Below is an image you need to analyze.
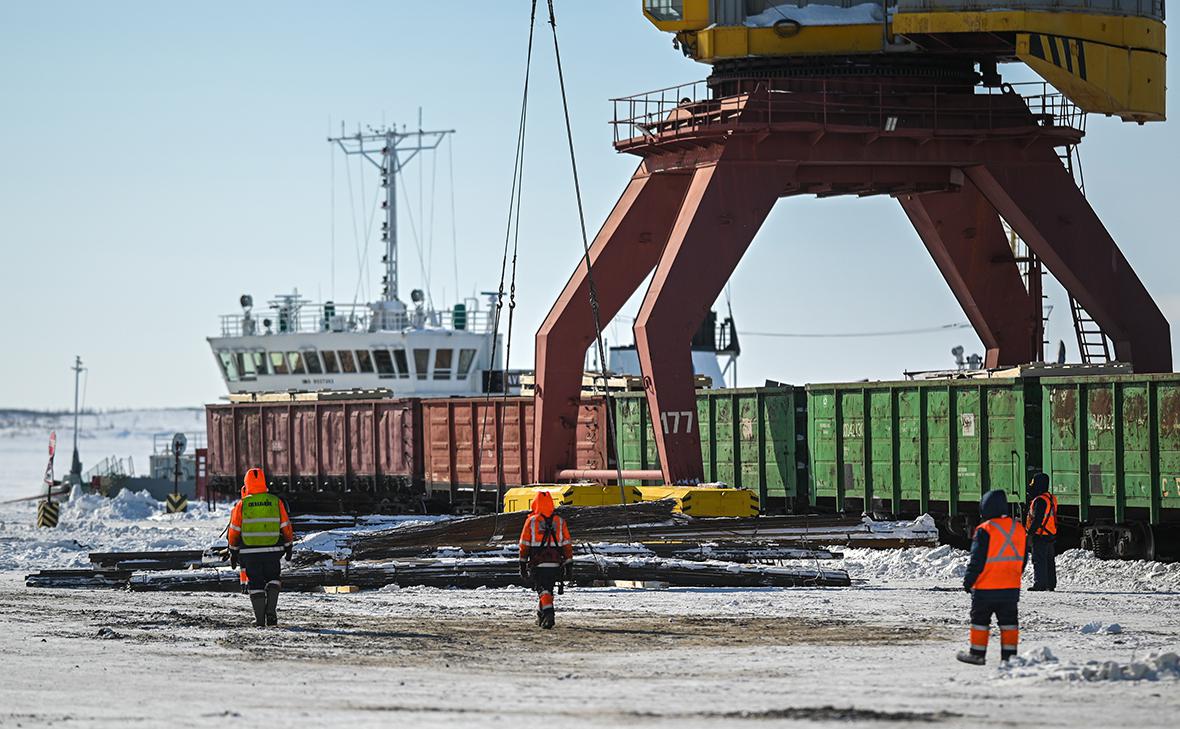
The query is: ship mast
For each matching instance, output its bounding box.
[329,121,454,309]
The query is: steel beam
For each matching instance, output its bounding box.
[900,181,1038,367]
[967,158,1172,372]
[532,166,692,482]
[634,159,794,484]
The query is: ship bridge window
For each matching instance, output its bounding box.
[304,351,323,375]
[413,348,430,380]
[286,352,307,375]
[458,348,477,379]
[433,349,453,380]
[248,351,268,376]
[322,350,339,374]
[373,349,396,378]
[337,350,356,373]
[217,352,240,382]
[392,348,409,379]
[355,349,374,373]
[269,351,289,375]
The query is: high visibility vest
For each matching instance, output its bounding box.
[1026,492,1057,537]
[520,514,570,566]
[240,493,283,549]
[973,517,1027,590]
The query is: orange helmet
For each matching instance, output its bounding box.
[243,467,268,495]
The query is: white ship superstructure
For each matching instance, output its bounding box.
[209,122,502,397]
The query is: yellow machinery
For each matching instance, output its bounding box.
[642,0,1165,122]
[502,484,643,513]
[638,485,760,518]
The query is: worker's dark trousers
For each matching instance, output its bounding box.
[240,551,283,594]
[532,565,560,615]
[969,592,1019,661]
[1031,536,1057,591]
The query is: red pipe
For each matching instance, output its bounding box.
[555,469,663,482]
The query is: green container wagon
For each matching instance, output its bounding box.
[1041,374,1180,558]
[806,379,1041,525]
[612,387,807,513]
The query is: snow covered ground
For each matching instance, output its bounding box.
[2,411,1178,726]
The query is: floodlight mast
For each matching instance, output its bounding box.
[329,123,454,306]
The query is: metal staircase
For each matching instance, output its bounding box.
[1060,144,1114,364]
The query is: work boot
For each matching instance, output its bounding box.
[265,583,280,627]
[540,608,555,630]
[249,593,267,628]
[956,651,985,666]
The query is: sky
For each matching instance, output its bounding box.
[1,1,1178,410]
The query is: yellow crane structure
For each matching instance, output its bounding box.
[643,0,1165,122]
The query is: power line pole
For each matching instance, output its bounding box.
[69,356,85,485]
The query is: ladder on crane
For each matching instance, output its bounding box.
[1060,144,1114,364]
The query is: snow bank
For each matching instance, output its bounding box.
[840,544,968,582]
[1003,647,1180,682]
[839,545,1180,592]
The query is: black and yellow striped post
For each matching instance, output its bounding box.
[36,499,60,528]
[165,492,188,514]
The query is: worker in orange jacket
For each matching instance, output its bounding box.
[518,491,574,629]
[1025,473,1058,591]
[958,489,1028,665]
[227,468,295,627]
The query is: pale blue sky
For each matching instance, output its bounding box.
[2,1,1177,409]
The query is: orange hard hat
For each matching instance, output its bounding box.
[243,467,268,495]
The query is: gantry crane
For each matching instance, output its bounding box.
[533,0,1170,486]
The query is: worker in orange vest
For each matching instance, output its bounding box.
[958,489,1028,665]
[518,491,574,629]
[1025,473,1058,591]
[227,468,295,627]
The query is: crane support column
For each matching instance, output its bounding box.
[634,159,792,484]
[900,182,1039,368]
[533,166,692,483]
[967,158,1172,372]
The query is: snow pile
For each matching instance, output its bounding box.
[1080,621,1123,636]
[863,513,939,541]
[839,544,968,583]
[1003,647,1180,682]
[745,2,887,28]
[1054,550,1180,593]
[0,488,226,572]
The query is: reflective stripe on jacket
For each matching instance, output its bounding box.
[227,494,294,553]
[1026,492,1058,537]
[518,513,573,566]
[973,517,1027,590]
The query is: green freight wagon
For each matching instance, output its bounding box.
[806,378,1041,535]
[1041,374,1180,559]
[612,387,807,513]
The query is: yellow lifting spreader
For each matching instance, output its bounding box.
[643,0,1166,122]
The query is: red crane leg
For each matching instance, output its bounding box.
[967,159,1172,372]
[533,167,693,483]
[900,181,1038,367]
[634,160,792,484]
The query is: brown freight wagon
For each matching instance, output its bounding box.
[205,395,610,514]
[420,396,609,510]
[205,399,424,514]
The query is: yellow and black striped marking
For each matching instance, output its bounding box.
[165,492,188,514]
[1027,33,1087,81]
[36,499,60,529]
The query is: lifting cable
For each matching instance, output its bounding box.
[546,0,633,544]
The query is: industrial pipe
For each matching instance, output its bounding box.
[555,469,664,482]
